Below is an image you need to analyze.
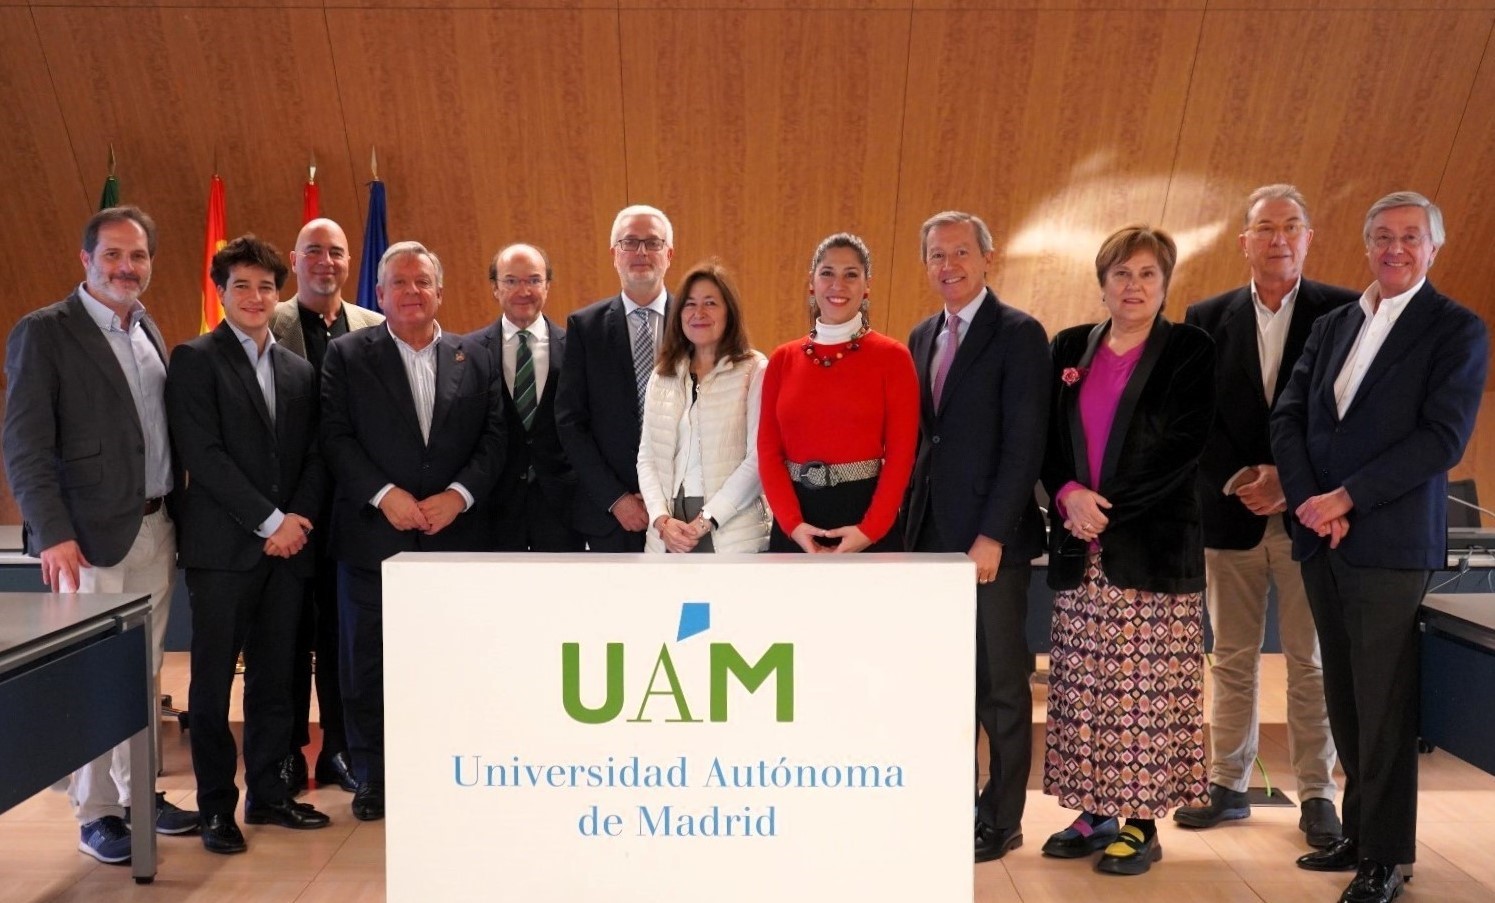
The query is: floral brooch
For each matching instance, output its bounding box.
[1061,366,1087,387]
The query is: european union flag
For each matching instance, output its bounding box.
[356,179,388,311]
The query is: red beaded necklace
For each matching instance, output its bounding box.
[802,324,870,368]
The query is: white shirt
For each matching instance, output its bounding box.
[369,323,474,511]
[1250,278,1299,403]
[1333,279,1423,418]
[77,284,172,498]
[936,289,987,361]
[500,314,550,401]
[623,289,667,348]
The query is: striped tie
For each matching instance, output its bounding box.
[631,308,654,419]
[513,330,537,431]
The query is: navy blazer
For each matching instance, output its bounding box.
[467,315,578,538]
[320,326,507,569]
[166,323,324,575]
[3,292,169,566]
[1270,281,1488,570]
[1042,318,1216,594]
[904,290,1051,561]
[1186,279,1357,550]
[555,293,671,536]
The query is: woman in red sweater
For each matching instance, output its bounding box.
[757,232,919,553]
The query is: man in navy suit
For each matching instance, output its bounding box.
[167,235,331,853]
[469,243,581,551]
[1272,191,1488,903]
[904,211,1051,863]
[556,205,674,552]
[1177,185,1354,848]
[321,241,507,821]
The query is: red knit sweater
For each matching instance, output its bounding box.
[757,330,920,542]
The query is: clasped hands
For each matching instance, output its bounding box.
[1294,486,1353,549]
[1060,486,1111,544]
[654,513,710,553]
[263,513,313,558]
[379,487,465,536]
[788,521,872,554]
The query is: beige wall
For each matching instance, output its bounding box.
[2,0,1492,523]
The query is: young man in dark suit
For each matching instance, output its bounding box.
[166,235,332,854]
[1177,185,1355,849]
[320,241,507,821]
[1273,191,1489,903]
[904,211,1051,863]
[3,205,199,864]
[469,243,581,551]
[555,205,674,552]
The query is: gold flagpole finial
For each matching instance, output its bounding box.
[107,144,117,177]
[308,150,317,185]
[370,147,379,181]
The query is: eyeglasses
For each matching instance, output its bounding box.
[497,276,547,290]
[1369,232,1431,250]
[614,237,667,253]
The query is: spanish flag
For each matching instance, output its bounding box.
[199,174,226,334]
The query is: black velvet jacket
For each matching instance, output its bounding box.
[1041,317,1215,594]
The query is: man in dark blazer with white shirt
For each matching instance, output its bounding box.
[469,243,581,551]
[904,211,1051,863]
[167,235,331,854]
[321,241,506,821]
[556,205,674,552]
[1176,185,1354,849]
[1272,191,1488,903]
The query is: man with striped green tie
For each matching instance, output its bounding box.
[471,244,583,551]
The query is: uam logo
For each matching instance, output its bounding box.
[561,602,794,724]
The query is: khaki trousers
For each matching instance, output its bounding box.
[66,508,177,824]
[1204,517,1337,800]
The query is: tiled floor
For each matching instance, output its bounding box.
[2,654,1492,902]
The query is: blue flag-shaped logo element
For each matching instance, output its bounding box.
[677,602,710,642]
[356,179,388,311]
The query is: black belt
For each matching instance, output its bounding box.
[143,497,164,515]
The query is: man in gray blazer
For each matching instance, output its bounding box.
[3,206,199,865]
[268,217,384,797]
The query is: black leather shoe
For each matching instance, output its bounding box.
[351,782,385,822]
[245,798,331,830]
[315,751,359,793]
[1300,797,1344,849]
[1339,860,1404,903]
[1041,817,1119,858]
[1173,782,1250,828]
[1095,825,1162,876]
[974,822,1022,863]
[279,752,309,798]
[201,814,247,855]
[1298,836,1359,872]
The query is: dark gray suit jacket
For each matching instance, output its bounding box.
[3,291,169,566]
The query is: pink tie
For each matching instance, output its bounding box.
[932,314,960,407]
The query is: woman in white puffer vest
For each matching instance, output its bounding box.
[637,260,771,553]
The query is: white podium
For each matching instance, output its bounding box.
[384,553,974,902]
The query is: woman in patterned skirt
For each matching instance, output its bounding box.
[1039,224,1216,876]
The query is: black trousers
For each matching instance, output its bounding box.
[496,480,584,552]
[1301,551,1429,864]
[584,523,647,552]
[915,514,1033,831]
[767,476,902,553]
[186,559,303,815]
[338,562,386,785]
[289,541,347,762]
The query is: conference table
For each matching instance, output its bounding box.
[0,591,159,883]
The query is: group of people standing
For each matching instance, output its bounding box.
[3,187,1487,903]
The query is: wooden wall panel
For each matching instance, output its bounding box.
[1434,29,1495,392]
[1451,390,1495,527]
[325,9,628,332]
[32,7,358,343]
[1165,10,1494,310]
[324,0,614,9]
[618,10,912,350]
[888,10,1203,342]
